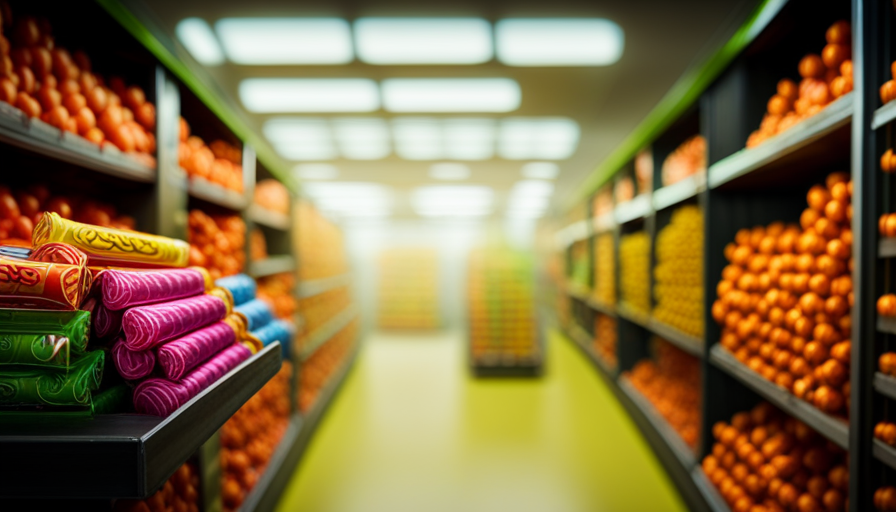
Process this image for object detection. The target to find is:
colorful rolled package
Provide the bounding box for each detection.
[156,321,237,381]
[133,343,252,416]
[93,300,123,339]
[252,320,292,348]
[234,298,274,331]
[122,290,231,351]
[32,212,190,268]
[101,267,209,310]
[0,349,104,406]
[111,339,156,380]
[0,310,90,367]
[0,244,91,310]
[215,274,256,306]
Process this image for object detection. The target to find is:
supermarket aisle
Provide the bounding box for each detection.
[276,330,687,512]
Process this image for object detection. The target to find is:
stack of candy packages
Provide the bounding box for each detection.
[217,274,295,360]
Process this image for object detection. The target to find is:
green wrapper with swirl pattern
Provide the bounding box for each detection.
[0,310,90,368]
[0,349,104,406]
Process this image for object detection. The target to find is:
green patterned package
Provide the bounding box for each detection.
[0,350,104,406]
[0,309,90,368]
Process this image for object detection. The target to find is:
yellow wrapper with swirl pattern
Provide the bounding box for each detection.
[33,213,189,268]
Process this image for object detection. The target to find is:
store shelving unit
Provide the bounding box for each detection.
[301,306,360,361]
[296,274,353,299]
[0,343,281,499]
[551,0,878,510]
[250,255,298,279]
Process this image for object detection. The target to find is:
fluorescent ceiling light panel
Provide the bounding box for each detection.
[382,79,520,112]
[512,179,554,197]
[392,118,441,160]
[521,162,560,179]
[412,185,493,217]
[216,18,353,64]
[240,79,379,113]
[354,18,492,64]
[264,118,335,160]
[498,118,580,159]
[495,18,624,66]
[305,182,392,217]
[443,119,495,160]
[176,18,225,65]
[332,118,390,160]
[293,163,339,180]
[429,163,471,181]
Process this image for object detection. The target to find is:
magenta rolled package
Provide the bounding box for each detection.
[101,268,208,311]
[132,343,252,416]
[111,339,156,380]
[122,294,228,351]
[94,300,124,339]
[156,321,236,381]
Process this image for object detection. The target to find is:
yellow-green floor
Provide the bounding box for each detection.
[276,329,688,512]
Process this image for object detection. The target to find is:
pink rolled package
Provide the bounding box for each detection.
[156,321,236,381]
[101,268,210,311]
[94,300,124,339]
[133,343,252,416]
[122,292,229,351]
[111,339,156,380]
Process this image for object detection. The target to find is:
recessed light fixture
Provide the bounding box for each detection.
[354,18,492,65]
[216,18,353,65]
[429,163,471,181]
[332,118,391,160]
[498,118,580,159]
[240,79,379,113]
[521,162,560,179]
[495,18,624,66]
[382,78,521,112]
[293,163,339,180]
[176,18,225,66]
[264,118,335,160]
[412,185,493,217]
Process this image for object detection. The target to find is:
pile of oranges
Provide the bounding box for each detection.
[615,176,635,203]
[880,62,896,104]
[593,232,616,306]
[661,135,706,186]
[878,148,896,236]
[702,402,848,512]
[626,338,701,449]
[619,230,651,317]
[113,462,200,512]
[187,210,246,279]
[593,314,617,369]
[250,227,267,262]
[711,172,853,417]
[220,362,292,512]
[876,487,896,512]
[254,179,290,215]
[296,287,352,349]
[747,21,853,149]
[257,272,297,320]
[0,10,156,165]
[593,186,613,217]
[875,421,896,446]
[178,118,243,193]
[295,201,349,280]
[299,320,357,413]
[0,182,135,244]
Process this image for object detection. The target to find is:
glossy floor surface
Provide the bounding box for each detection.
[275,329,687,512]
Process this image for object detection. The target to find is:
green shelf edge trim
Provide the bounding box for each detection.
[567,0,786,209]
[95,0,299,194]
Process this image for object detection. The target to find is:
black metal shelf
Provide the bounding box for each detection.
[0,343,282,500]
[187,174,249,211]
[238,344,358,512]
[618,376,697,470]
[646,319,704,358]
[874,372,896,401]
[585,297,616,317]
[873,438,896,471]
[249,255,297,279]
[248,204,291,231]
[652,173,706,212]
[709,344,848,448]
[880,238,896,258]
[296,274,353,299]
[691,468,730,512]
[0,102,156,183]
[872,100,896,130]
[708,93,853,189]
[614,194,652,224]
[878,317,896,336]
[300,306,358,361]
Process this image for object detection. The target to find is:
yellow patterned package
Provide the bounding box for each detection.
[32,213,189,268]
